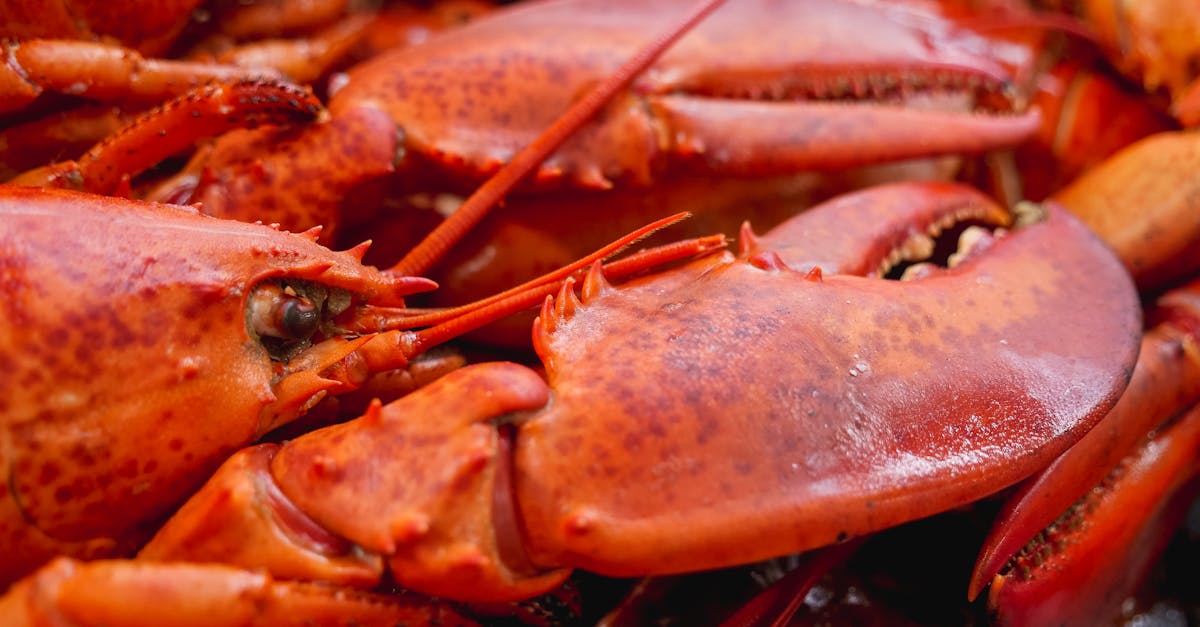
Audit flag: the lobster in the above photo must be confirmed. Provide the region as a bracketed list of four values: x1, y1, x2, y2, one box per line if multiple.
[0, 0, 731, 591]
[2, 0, 1190, 619]
[0, 179, 1141, 623]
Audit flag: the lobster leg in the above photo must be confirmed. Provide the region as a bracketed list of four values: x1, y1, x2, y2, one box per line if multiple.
[0, 40, 292, 115]
[0, 557, 478, 627]
[0, 105, 126, 181]
[197, 14, 375, 86]
[196, 0, 355, 42]
[9, 79, 323, 195]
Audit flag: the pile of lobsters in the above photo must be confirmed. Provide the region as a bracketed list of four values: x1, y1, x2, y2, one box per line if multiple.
[1, 0, 1199, 624]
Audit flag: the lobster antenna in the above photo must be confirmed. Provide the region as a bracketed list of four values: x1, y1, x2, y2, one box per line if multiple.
[408, 232, 725, 352]
[353, 225, 725, 374]
[351, 212, 725, 332]
[388, 0, 730, 277]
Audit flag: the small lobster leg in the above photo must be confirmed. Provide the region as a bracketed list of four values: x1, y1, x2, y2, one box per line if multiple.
[197, 0, 355, 42]
[985, 402, 1200, 627]
[969, 279, 1200, 599]
[9, 79, 322, 195]
[0, 104, 126, 181]
[0, 557, 478, 627]
[0, 40, 294, 115]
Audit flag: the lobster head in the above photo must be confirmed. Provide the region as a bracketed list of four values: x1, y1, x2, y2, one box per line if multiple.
[0, 186, 432, 579]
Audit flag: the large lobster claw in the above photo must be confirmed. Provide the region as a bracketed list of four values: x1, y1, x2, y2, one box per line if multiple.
[518, 182, 1140, 577]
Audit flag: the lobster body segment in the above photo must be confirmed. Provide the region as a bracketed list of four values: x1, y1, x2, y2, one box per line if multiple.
[516, 183, 1141, 576]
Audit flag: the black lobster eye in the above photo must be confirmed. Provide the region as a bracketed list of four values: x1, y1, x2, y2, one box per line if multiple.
[279, 298, 319, 340]
[247, 283, 320, 342]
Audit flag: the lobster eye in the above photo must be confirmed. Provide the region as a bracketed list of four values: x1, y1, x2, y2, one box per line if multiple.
[279, 299, 319, 339]
[247, 283, 321, 341]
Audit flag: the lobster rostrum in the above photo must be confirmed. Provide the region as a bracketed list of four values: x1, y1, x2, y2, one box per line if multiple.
[60, 180, 1138, 612]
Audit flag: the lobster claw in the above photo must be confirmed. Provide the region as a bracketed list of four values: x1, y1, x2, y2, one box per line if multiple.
[268, 361, 569, 602]
[517, 182, 1140, 578]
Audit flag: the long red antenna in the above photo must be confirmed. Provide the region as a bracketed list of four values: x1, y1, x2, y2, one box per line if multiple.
[388, 0, 730, 277]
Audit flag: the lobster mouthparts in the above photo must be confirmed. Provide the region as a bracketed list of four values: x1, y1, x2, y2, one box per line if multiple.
[518, 182, 1141, 576]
